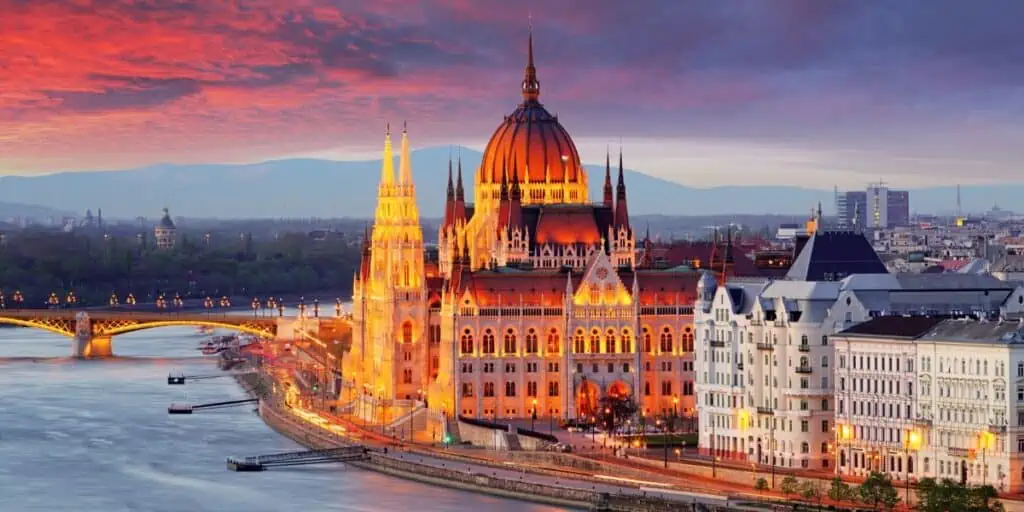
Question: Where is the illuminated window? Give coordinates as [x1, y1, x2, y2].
[621, 329, 633, 354]
[660, 327, 673, 353]
[546, 329, 559, 354]
[590, 329, 600, 354]
[504, 329, 517, 354]
[573, 329, 585, 353]
[642, 326, 652, 353]
[483, 382, 495, 397]
[525, 328, 538, 354]
[605, 329, 616, 354]
[402, 321, 413, 344]
[483, 329, 495, 354]
[460, 329, 474, 355]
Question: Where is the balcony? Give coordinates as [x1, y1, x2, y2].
[737, 362, 744, 371]
[756, 406, 775, 415]
[797, 344, 810, 353]
[794, 366, 813, 374]
[914, 417, 933, 428]
[710, 340, 726, 348]
[756, 342, 774, 351]
[989, 424, 1008, 435]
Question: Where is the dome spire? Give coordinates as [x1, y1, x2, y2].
[398, 121, 413, 185]
[380, 122, 394, 186]
[521, 21, 540, 103]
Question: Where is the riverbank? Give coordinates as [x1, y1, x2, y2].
[233, 370, 707, 512]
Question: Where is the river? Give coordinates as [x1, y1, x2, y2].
[0, 325, 567, 512]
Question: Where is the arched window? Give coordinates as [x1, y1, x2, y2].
[525, 328, 538, 354]
[482, 329, 495, 354]
[800, 334, 808, 346]
[606, 329, 617, 354]
[642, 326, 652, 353]
[799, 356, 809, 368]
[574, 329, 586, 354]
[402, 321, 413, 344]
[590, 329, 601, 354]
[460, 329, 474, 355]
[621, 329, 633, 354]
[503, 328, 517, 354]
[660, 327, 673, 353]
[801, 442, 809, 454]
[546, 329, 559, 354]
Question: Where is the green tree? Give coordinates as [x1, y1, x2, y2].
[595, 394, 638, 433]
[800, 480, 823, 510]
[858, 472, 900, 511]
[755, 478, 769, 492]
[918, 478, 1004, 512]
[780, 475, 800, 497]
[827, 476, 853, 502]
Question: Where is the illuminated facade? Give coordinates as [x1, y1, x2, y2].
[348, 29, 703, 425]
[832, 318, 1024, 493]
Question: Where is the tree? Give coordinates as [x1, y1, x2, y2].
[917, 478, 1004, 512]
[780, 475, 800, 497]
[827, 477, 853, 502]
[755, 478, 769, 493]
[800, 480, 824, 510]
[858, 472, 900, 511]
[595, 394, 638, 433]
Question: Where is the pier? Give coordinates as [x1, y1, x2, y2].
[167, 398, 258, 414]
[167, 371, 254, 385]
[226, 446, 372, 471]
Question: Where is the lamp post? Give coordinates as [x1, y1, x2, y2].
[251, 297, 259, 318]
[126, 293, 136, 307]
[0, 292, 6, 310]
[335, 298, 342, 317]
[220, 296, 230, 308]
[65, 291, 77, 308]
[173, 293, 183, 308]
[13, 290, 23, 309]
[48, 292, 60, 308]
[204, 296, 213, 313]
[532, 398, 538, 431]
[299, 296, 306, 317]
[313, 298, 320, 318]
[109, 292, 118, 308]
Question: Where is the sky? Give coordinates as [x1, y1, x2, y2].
[1, 0, 1023, 189]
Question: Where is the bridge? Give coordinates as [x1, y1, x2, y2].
[0, 309, 347, 358]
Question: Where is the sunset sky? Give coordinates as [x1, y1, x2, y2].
[1, 0, 1022, 188]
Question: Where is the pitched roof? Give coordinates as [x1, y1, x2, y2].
[785, 231, 887, 281]
[838, 315, 946, 338]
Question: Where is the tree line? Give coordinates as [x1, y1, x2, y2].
[0, 229, 362, 307]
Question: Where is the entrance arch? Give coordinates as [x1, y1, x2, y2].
[576, 378, 599, 419]
[607, 380, 631, 398]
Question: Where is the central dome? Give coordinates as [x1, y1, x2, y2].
[475, 29, 587, 207]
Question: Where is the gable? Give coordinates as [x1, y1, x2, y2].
[573, 252, 631, 306]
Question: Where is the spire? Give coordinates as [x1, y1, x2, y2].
[510, 159, 522, 201]
[444, 154, 455, 228]
[398, 121, 413, 185]
[521, 22, 540, 102]
[603, 148, 613, 208]
[455, 154, 465, 201]
[499, 161, 509, 201]
[614, 148, 629, 229]
[446, 153, 454, 200]
[380, 122, 394, 186]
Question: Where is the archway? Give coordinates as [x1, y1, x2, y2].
[607, 380, 631, 398]
[576, 378, 599, 419]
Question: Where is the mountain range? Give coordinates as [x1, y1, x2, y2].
[0, 147, 1015, 219]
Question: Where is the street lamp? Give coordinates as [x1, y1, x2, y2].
[109, 293, 119, 308]
[204, 296, 213, 313]
[313, 298, 320, 318]
[126, 293, 136, 306]
[173, 293, 183, 308]
[335, 298, 342, 317]
[251, 297, 259, 317]
[48, 292, 60, 307]
[65, 291, 77, 307]
[0, 292, 6, 310]
[220, 296, 230, 308]
[532, 398, 538, 431]
[298, 296, 306, 317]
[13, 290, 23, 309]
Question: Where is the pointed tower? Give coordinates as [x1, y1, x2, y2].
[444, 155, 455, 228]
[349, 122, 427, 408]
[614, 150, 629, 229]
[603, 149, 613, 208]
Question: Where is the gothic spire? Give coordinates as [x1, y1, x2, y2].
[521, 22, 540, 102]
[398, 121, 413, 185]
[380, 122, 394, 186]
[603, 148, 613, 207]
[446, 153, 454, 199]
[455, 154, 465, 201]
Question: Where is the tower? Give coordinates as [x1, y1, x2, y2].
[350, 123, 427, 408]
[154, 208, 176, 250]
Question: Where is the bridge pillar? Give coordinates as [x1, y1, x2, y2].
[72, 312, 113, 358]
[74, 335, 113, 358]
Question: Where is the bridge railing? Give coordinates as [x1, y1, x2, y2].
[0, 309, 277, 323]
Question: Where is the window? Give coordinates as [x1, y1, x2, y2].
[482, 329, 495, 354]
[546, 329, 559, 354]
[527, 381, 538, 397]
[644, 381, 651, 396]
[801, 420, 809, 433]
[821, 335, 828, 346]
[460, 329, 474, 354]
[548, 381, 559, 397]
[643, 327, 652, 353]
[483, 362, 495, 373]
[503, 329, 517, 354]
[461, 362, 473, 373]
[822, 420, 829, 432]
[505, 363, 516, 373]
[660, 327, 673, 353]
[526, 362, 538, 373]
[606, 330, 617, 353]
[547, 362, 560, 372]
[621, 330, 633, 353]
[800, 334, 808, 346]
[590, 330, 600, 353]
[461, 383, 473, 397]
[402, 368, 413, 384]
[525, 329, 538, 354]
[402, 321, 413, 344]
[661, 381, 672, 395]
[483, 382, 495, 397]
[573, 330, 585, 353]
[505, 382, 516, 397]
[801, 442, 809, 454]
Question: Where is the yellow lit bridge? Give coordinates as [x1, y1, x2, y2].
[0, 309, 287, 357]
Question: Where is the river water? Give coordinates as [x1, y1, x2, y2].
[0, 326, 566, 512]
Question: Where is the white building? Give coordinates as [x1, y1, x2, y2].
[833, 317, 1024, 492]
[695, 230, 1024, 473]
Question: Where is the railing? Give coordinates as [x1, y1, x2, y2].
[639, 306, 694, 316]
[797, 345, 810, 352]
[989, 424, 1007, 434]
[794, 366, 812, 374]
[756, 406, 775, 415]
[709, 340, 726, 348]
[756, 342, 774, 351]
[737, 362, 744, 370]
[914, 417, 933, 427]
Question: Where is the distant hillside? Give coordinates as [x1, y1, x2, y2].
[0, 201, 72, 220]
[0, 147, 1015, 218]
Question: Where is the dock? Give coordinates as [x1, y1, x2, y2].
[226, 446, 372, 471]
[167, 371, 254, 385]
[167, 398, 258, 414]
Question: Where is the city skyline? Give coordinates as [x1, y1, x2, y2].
[2, 1, 1024, 189]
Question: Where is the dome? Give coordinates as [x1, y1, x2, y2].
[475, 29, 587, 206]
[158, 208, 175, 229]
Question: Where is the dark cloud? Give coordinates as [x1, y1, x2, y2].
[44, 77, 200, 112]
